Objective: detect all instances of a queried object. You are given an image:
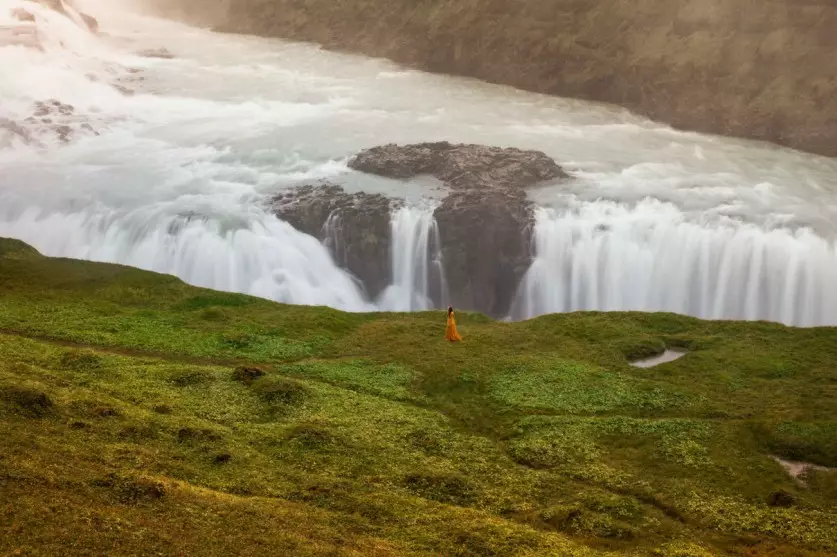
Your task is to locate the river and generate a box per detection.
[3,0,837,325]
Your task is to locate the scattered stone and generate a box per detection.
[0,117,33,144]
[767,489,796,507]
[232,366,265,384]
[113,84,134,96]
[137,47,175,59]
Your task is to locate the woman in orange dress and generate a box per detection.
[445,306,462,342]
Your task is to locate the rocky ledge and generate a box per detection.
[273,143,568,316]
[271,184,395,299]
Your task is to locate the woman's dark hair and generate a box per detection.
[448,306,453,315]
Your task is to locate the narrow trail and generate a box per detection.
[0,328,367,370]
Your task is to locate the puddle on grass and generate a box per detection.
[771,455,834,484]
[630,350,686,368]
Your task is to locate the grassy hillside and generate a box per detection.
[193,0,837,158]
[1,236,836,556]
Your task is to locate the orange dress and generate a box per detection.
[445,312,462,342]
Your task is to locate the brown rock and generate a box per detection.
[271,184,395,299]
[349,142,566,315]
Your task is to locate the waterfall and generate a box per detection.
[0,205,375,312]
[377,205,447,311]
[510,202,837,326]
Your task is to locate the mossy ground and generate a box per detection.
[1,238,836,556]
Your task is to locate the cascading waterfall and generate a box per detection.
[511,202,837,326]
[0,204,375,311]
[377,205,447,311]
[5,0,837,325]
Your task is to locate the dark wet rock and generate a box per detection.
[113,84,134,96]
[80,12,98,33]
[349,142,567,187]
[271,184,395,298]
[350,142,567,315]
[19,100,98,143]
[12,8,36,22]
[138,47,175,59]
[0,118,34,144]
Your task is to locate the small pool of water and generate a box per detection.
[630,350,686,368]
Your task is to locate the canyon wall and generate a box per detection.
[156,0,837,158]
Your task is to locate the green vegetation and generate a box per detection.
[1,237,836,556]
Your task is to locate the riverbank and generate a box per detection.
[162,0,837,158]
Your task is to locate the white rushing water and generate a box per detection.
[511,204,837,325]
[377,205,446,311]
[2,0,837,324]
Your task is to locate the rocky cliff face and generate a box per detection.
[195,0,837,158]
[272,143,567,317]
[271,184,395,299]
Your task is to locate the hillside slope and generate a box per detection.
[1,237,836,555]
[153,0,837,158]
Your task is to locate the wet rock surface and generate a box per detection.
[11,8,36,22]
[351,142,567,315]
[273,143,567,316]
[3,100,100,146]
[138,47,175,59]
[271,184,396,299]
[79,12,98,33]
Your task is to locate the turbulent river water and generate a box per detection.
[3,0,837,325]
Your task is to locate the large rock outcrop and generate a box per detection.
[351,142,566,315]
[271,184,395,299]
[158,0,837,158]
[272,143,567,316]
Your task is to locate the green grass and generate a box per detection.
[1,238,836,556]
